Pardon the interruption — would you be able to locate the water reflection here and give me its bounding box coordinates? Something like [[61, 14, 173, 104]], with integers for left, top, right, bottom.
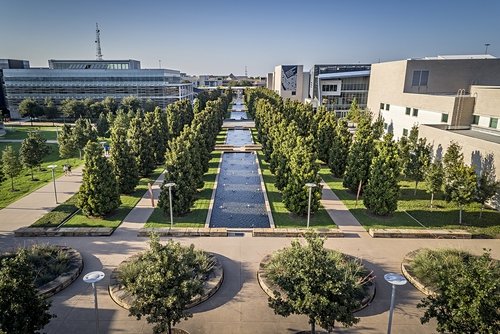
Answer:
[[225, 129, 253, 146], [209, 152, 270, 228]]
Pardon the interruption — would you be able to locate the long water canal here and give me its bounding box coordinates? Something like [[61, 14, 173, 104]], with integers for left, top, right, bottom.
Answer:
[[209, 104, 270, 228]]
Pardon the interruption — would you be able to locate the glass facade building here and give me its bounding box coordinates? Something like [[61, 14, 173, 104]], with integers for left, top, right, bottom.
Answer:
[[2, 59, 193, 118], [309, 64, 371, 117]]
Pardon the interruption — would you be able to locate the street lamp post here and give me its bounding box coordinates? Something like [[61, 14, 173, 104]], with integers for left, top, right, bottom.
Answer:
[[47, 165, 58, 203], [305, 183, 317, 228], [83, 271, 105, 334], [165, 182, 176, 229], [384, 273, 408, 334]]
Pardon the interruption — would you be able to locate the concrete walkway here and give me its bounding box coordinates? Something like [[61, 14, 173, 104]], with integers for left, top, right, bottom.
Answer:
[[0, 166, 83, 234], [320, 179, 369, 238], [112, 171, 165, 238], [0, 139, 58, 144]]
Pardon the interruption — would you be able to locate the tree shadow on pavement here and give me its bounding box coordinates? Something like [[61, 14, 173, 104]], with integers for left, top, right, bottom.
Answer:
[[189, 254, 247, 313]]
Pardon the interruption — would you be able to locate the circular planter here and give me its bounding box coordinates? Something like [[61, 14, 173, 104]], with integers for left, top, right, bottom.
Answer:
[[166, 329, 189, 334], [109, 252, 223, 309], [37, 246, 84, 298], [0, 245, 83, 298], [257, 253, 376, 312], [402, 249, 443, 296]]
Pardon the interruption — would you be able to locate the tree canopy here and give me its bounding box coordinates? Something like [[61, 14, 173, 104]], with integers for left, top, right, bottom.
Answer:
[[264, 232, 367, 333], [418, 250, 500, 334], [77, 141, 121, 217], [0, 249, 54, 334], [121, 235, 214, 334]]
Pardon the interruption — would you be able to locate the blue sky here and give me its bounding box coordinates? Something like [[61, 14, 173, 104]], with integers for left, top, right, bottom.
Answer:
[[1, 0, 499, 75]]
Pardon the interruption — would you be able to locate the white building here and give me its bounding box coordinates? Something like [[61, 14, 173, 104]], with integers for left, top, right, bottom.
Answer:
[[367, 55, 500, 186], [270, 65, 309, 102]]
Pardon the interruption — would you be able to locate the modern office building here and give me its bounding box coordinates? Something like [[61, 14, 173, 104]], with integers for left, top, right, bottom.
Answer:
[[0, 59, 30, 117], [309, 64, 371, 116], [367, 55, 500, 179], [1, 58, 193, 118], [270, 65, 309, 101]]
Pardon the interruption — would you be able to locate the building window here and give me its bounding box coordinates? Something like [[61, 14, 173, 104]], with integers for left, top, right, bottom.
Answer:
[[412, 108, 419, 117], [441, 113, 449, 123], [384, 123, 388, 130], [402, 128, 409, 136], [291, 91, 296, 96], [412, 70, 429, 86], [490, 117, 498, 129], [385, 104, 390, 111], [405, 107, 411, 115], [380, 103, 384, 110], [322, 84, 338, 92], [472, 115, 480, 125]]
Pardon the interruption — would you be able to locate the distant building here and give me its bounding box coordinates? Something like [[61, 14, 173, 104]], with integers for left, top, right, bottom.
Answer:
[[266, 72, 274, 90], [1, 58, 193, 119], [367, 55, 500, 183], [270, 65, 309, 101], [0, 59, 30, 117], [309, 64, 371, 117]]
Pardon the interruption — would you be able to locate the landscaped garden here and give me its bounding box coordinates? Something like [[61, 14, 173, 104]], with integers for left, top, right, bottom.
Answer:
[[0, 142, 81, 209], [0, 244, 77, 288], [61, 167, 163, 228], [320, 167, 500, 237]]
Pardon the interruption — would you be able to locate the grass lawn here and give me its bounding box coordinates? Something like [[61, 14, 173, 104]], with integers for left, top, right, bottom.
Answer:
[[31, 195, 79, 227], [2, 126, 59, 141], [257, 151, 335, 229], [216, 129, 227, 145], [0, 143, 81, 209], [319, 167, 500, 238], [145, 151, 222, 228], [251, 128, 260, 144], [63, 167, 164, 228]]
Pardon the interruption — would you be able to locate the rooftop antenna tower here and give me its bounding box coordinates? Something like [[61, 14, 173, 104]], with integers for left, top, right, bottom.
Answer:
[[484, 43, 491, 54], [245, 65, 248, 77], [95, 23, 103, 60]]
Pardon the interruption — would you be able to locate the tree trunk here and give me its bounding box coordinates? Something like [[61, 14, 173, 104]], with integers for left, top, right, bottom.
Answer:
[[31, 168, 34, 181], [79, 149, 82, 160], [310, 317, 316, 334], [168, 323, 172, 334], [30, 116, 33, 127], [414, 180, 418, 195], [11, 177, 14, 191], [430, 192, 434, 208], [480, 204, 484, 219]]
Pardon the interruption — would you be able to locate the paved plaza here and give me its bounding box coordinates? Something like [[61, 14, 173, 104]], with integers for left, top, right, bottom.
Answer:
[[2, 226, 498, 334]]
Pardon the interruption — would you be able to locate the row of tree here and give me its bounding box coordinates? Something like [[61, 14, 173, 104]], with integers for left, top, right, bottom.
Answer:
[[75, 88, 230, 218], [17, 95, 157, 121], [247, 87, 498, 219], [74, 98, 198, 217], [247, 88, 322, 216], [158, 90, 231, 216]]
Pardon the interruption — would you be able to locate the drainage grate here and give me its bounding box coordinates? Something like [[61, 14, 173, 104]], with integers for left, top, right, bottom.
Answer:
[[228, 232, 245, 237]]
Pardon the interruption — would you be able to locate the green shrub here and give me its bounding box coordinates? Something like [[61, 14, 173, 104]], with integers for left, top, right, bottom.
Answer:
[[0, 244, 73, 287], [409, 248, 474, 289]]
